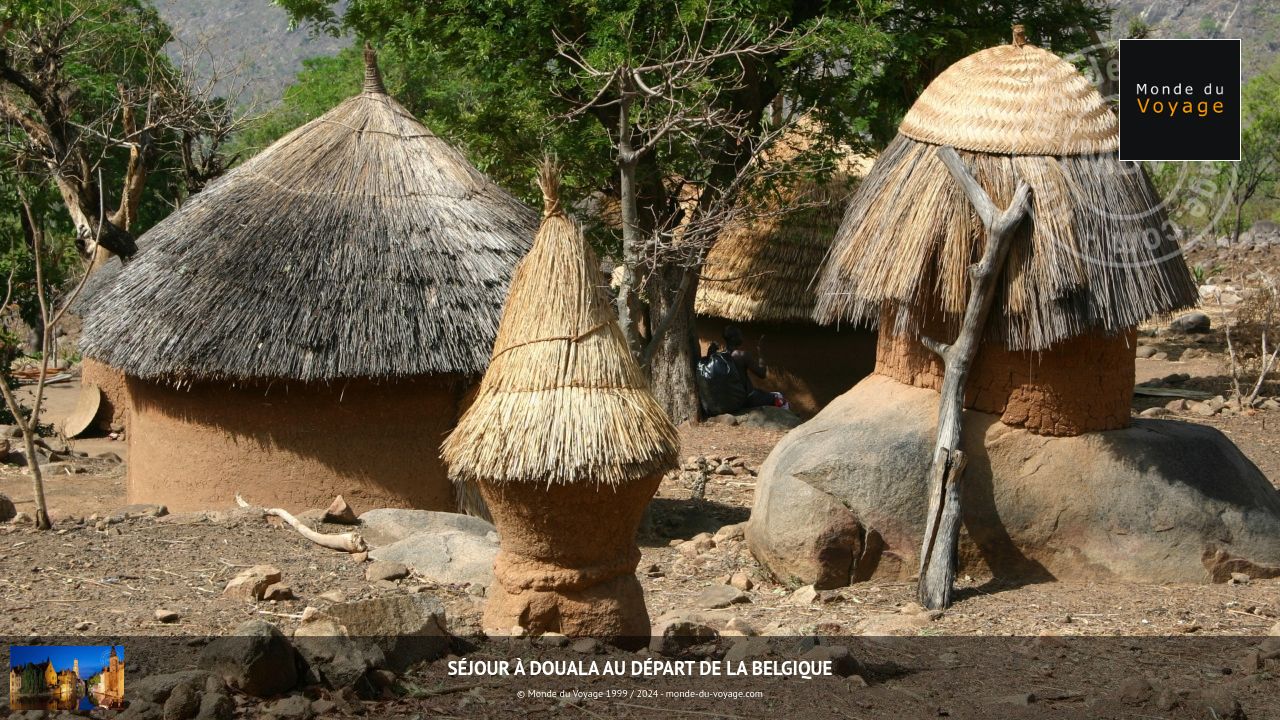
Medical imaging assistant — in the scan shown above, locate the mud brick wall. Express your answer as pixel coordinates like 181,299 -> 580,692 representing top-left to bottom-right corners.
874,321 -> 1136,436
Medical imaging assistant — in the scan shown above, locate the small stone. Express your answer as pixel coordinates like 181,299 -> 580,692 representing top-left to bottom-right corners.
1165,399 -> 1188,412
1169,311 -> 1211,334
708,413 -> 738,426
713,523 -> 746,543
199,619 -> 298,697
697,584 -> 750,609
788,585 -> 818,605
729,572 -> 753,591
801,644 -> 861,677
1135,345 -> 1158,359
12,511 -> 32,525
570,638 -> 602,654
723,617 -> 756,637
649,615 -> 718,656
323,495 -> 359,525
0,493 -> 14,522
1191,401 -> 1218,417
365,561 -> 410,583
73,621 -> 92,631
223,565 -> 282,601
1229,572 -> 1251,584
715,462 -> 736,476
317,590 -> 346,604
264,694 -> 315,720
676,534 -> 716,556
1113,676 -> 1153,705
155,608 -> 181,623
263,583 -> 295,601
1139,407 -> 1171,417
351,551 -> 368,563
1152,352 -> 1169,360
535,632 -> 570,648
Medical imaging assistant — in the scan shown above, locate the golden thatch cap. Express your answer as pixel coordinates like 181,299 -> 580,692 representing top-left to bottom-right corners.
898,40 -> 1117,156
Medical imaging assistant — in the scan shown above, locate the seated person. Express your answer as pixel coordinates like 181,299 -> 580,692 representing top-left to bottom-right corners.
697,325 -> 788,415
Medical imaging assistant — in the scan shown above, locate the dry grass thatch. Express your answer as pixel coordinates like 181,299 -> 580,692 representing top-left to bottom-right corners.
79,48 -> 537,383
442,164 -> 679,486
813,43 -> 1197,351
695,129 -> 872,324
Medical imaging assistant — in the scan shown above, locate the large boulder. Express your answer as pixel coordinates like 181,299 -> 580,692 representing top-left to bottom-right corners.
198,619 -> 298,697
358,509 -> 495,547
747,375 -> 1280,587
368,530 -> 497,588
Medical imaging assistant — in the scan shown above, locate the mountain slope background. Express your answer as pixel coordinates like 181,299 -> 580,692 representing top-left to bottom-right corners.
154,1 -> 1277,108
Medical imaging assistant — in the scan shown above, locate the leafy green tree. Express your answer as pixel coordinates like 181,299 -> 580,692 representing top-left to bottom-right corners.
273,0 -> 1110,419
1226,60 -> 1280,242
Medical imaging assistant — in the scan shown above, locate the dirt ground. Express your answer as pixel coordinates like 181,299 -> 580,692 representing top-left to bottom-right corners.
3,332 -> 1280,717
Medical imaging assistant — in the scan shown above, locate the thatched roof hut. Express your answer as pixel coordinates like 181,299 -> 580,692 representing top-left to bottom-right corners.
693,132 -> 876,414
77,47 -> 537,512
443,165 -> 678,486
813,36 -> 1198,436
814,40 -> 1197,351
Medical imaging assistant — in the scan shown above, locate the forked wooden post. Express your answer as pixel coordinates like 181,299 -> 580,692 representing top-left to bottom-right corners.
917,146 -> 1031,610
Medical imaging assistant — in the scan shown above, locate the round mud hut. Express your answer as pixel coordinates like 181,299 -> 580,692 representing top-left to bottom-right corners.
443,165 -> 678,645
747,34 -> 1280,588
77,48 -> 536,513
695,137 -> 876,416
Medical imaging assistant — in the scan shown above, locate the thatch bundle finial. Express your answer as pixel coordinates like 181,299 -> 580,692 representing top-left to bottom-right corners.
537,157 -> 564,218
362,41 -> 386,94
1012,24 -> 1027,47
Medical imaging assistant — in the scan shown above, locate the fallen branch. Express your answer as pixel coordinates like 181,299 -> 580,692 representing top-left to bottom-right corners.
917,146 -> 1031,610
235,493 -> 367,553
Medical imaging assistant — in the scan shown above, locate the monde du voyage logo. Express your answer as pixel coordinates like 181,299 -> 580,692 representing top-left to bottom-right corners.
1119,38 -> 1241,161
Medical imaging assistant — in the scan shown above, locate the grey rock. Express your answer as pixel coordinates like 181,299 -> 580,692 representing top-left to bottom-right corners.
724,637 -> 775,664
697,584 -> 750,609
293,616 -> 383,690
154,608 -> 181,623
747,375 -> 1280,588
162,682 -> 201,719
707,413 -> 738,426
0,493 -> 14,522
1169,311 -> 1211,334
1135,345 -> 1158,359
649,614 -> 718,656
369,529 -> 496,588
737,406 -> 802,430
195,692 -> 233,720
800,644 -> 861,677
131,670 -> 220,705
322,593 -> 449,672
263,695 -> 314,720
199,620 -> 298,697
364,561 -> 409,583
357,508 -> 494,548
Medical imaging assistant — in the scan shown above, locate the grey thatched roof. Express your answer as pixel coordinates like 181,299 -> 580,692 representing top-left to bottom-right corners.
80,50 -> 537,383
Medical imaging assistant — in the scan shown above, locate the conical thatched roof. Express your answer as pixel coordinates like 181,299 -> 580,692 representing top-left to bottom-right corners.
814,38 -> 1197,351
695,129 -> 872,324
442,165 -> 679,486
79,47 -> 537,382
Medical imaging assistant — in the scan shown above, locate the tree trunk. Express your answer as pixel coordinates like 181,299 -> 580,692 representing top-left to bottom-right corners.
646,266 -> 700,423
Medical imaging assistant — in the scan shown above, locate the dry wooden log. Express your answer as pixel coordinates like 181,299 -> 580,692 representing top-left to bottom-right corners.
917,146 -> 1031,610
235,493 -> 367,553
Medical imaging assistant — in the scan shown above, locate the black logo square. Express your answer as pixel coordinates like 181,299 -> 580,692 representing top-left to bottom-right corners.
1119,39 -> 1241,161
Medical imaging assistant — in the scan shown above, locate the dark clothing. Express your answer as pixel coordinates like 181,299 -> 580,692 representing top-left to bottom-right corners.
729,349 -> 775,408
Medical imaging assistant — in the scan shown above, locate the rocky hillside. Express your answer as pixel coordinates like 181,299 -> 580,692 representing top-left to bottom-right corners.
154,0 -> 349,104
1112,0 -> 1279,76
